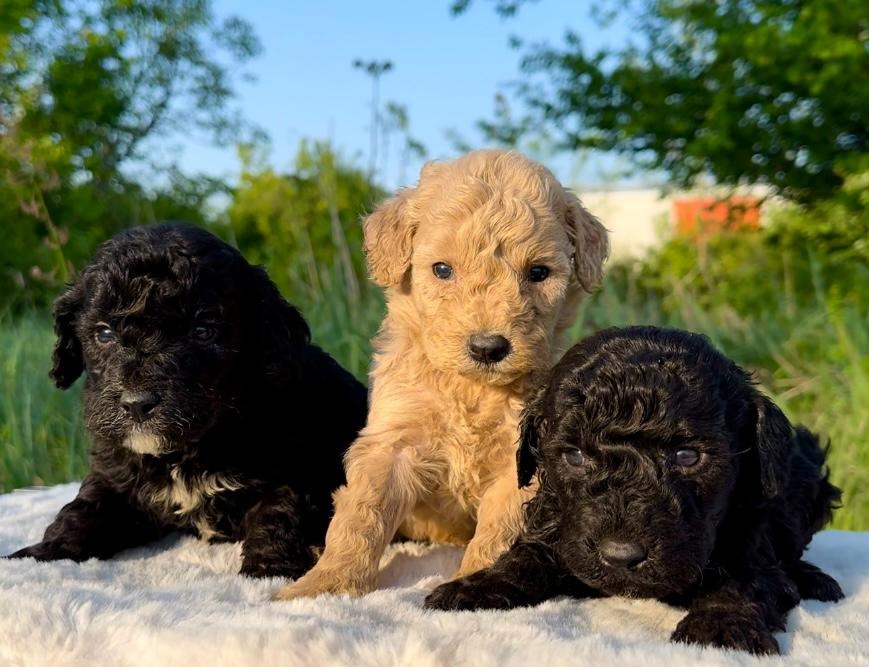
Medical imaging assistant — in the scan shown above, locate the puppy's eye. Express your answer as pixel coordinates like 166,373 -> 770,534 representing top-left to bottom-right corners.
432,262 -> 454,280
674,449 -> 701,467
562,448 -> 585,467
192,325 -> 217,342
527,265 -> 550,282
94,325 -> 117,345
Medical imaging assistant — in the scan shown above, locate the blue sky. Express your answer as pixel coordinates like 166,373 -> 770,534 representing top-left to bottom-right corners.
173,1 -> 635,189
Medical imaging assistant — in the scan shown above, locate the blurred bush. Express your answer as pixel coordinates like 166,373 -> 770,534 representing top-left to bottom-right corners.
226,141 -> 385,302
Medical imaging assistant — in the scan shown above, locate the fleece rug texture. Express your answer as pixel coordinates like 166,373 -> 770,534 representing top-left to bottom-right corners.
0,484 -> 867,667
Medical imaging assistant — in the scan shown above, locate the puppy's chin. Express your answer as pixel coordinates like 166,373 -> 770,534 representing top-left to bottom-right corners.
580,563 -> 703,600
122,429 -> 167,456
459,365 -> 524,386
454,357 -> 540,386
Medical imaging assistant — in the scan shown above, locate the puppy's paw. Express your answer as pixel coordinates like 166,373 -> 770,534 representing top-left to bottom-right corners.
6,545 -> 39,560
424,576 -> 530,612
791,562 -> 844,602
672,609 -> 780,655
271,565 -> 374,601
797,571 -> 845,603
6,541 -> 73,562
239,556 -> 311,580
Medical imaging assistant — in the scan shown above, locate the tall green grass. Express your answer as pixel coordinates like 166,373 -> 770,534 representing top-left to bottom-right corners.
0,316 -> 89,488
278,262 -> 385,382
1,262 -> 866,529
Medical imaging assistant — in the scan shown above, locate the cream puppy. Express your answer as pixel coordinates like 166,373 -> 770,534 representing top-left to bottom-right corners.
275,149 -> 608,599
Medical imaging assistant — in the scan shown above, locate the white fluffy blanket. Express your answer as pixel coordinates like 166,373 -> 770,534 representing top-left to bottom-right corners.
0,484 -> 866,667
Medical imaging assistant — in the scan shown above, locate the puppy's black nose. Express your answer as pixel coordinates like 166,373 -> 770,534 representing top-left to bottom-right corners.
599,538 -> 647,569
120,390 -> 160,423
468,334 -> 511,364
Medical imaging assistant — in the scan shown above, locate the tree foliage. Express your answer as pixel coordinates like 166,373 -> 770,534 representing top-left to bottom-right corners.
0,0 -> 260,308
3,0 -> 260,180
464,0 -> 868,202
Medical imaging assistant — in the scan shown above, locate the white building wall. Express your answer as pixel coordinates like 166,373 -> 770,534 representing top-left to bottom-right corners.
577,188 -> 671,260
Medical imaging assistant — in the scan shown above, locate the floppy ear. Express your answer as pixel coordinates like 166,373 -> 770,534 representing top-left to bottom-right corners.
248,266 -> 311,382
754,394 -> 794,499
563,190 -> 609,293
363,188 -> 418,288
517,386 -> 548,488
50,277 -> 86,389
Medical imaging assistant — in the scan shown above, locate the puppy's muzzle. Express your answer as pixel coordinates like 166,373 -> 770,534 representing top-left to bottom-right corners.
467,333 -> 511,365
120,390 -> 161,424
599,537 -> 648,569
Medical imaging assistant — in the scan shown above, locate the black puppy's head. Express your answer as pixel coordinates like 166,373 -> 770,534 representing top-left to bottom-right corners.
518,326 -> 793,598
51,223 -> 309,456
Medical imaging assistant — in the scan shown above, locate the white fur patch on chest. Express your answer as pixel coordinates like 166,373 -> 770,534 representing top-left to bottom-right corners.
149,467 -> 242,538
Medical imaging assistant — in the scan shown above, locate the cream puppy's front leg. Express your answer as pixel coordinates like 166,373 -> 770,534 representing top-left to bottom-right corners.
273,431 -> 425,600
455,471 -> 535,578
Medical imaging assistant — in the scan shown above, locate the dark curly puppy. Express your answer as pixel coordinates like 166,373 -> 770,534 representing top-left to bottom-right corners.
426,326 -> 843,655
7,223 -> 367,579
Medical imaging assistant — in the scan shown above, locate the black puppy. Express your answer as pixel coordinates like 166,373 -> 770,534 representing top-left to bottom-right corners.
8,223 -> 367,579
426,326 -> 843,655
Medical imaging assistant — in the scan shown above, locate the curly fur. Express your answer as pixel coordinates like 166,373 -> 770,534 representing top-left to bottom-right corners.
275,150 -> 609,600
426,326 -> 844,655
7,223 -> 368,579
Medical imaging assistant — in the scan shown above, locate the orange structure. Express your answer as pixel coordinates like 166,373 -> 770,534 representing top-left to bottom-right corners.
673,196 -> 761,237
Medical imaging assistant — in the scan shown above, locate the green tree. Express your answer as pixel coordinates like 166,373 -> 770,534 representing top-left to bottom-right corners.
0,0 -> 259,308
3,0 -> 260,182
458,0 -> 868,202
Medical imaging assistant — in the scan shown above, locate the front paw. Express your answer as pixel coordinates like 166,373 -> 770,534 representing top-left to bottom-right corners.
425,575 -> 531,612
6,542 -> 73,562
672,609 -> 780,655
792,564 -> 845,603
797,570 -> 844,603
6,545 -> 38,560
272,564 -> 375,601
240,553 -> 313,580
